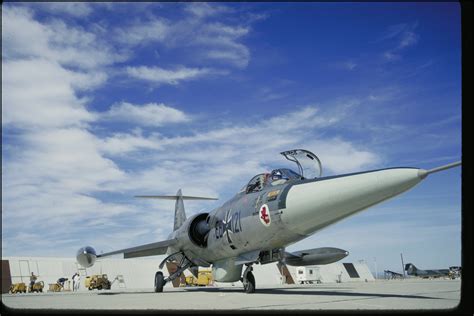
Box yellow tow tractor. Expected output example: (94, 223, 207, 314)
(184, 270, 213, 287)
(9, 283, 27, 294)
(29, 281, 44, 293)
(85, 274, 111, 290)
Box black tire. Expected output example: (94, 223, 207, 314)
(154, 271, 164, 293)
(98, 285, 102, 290)
(243, 271, 256, 294)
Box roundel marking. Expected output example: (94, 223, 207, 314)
(259, 204, 271, 227)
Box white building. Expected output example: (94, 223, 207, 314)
(2, 256, 374, 292)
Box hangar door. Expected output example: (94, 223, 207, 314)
(343, 263, 360, 278)
(2, 260, 12, 294)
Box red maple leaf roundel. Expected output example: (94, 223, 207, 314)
(260, 205, 270, 225)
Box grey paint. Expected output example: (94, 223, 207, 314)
(76, 151, 461, 287)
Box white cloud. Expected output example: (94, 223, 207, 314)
(113, 5, 253, 69)
(2, 59, 98, 128)
(1, 4, 383, 258)
(332, 60, 357, 71)
(126, 65, 224, 85)
(184, 2, 230, 18)
(1, 5, 138, 256)
(115, 18, 169, 46)
(32, 2, 94, 17)
(103, 102, 191, 127)
(2, 6, 125, 70)
(380, 22, 419, 62)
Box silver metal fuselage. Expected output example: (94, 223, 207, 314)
(167, 167, 425, 281)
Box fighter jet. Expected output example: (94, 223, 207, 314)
(405, 263, 451, 278)
(77, 149, 461, 293)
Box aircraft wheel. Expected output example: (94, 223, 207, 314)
(243, 271, 255, 294)
(154, 272, 164, 293)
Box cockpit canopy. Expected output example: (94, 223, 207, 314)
(245, 169, 302, 194)
(243, 149, 323, 194)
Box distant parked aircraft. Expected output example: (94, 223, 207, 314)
(405, 263, 450, 278)
(384, 270, 403, 279)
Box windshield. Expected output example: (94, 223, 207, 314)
(245, 173, 270, 194)
(244, 169, 302, 194)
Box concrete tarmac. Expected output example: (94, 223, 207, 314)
(2, 279, 461, 311)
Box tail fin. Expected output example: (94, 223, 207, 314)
(135, 190, 218, 231)
(174, 189, 186, 231)
(405, 263, 417, 274)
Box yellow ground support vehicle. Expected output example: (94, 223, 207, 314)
(9, 283, 27, 294)
(48, 283, 62, 292)
(29, 281, 44, 293)
(184, 270, 213, 286)
(85, 274, 111, 290)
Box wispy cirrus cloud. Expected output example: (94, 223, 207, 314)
(125, 65, 226, 85)
(29, 2, 94, 17)
(113, 4, 254, 69)
(184, 2, 231, 18)
(103, 102, 191, 126)
(114, 18, 169, 46)
(379, 22, 419, 61)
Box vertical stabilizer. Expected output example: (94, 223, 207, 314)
(174, 189, 186, 231)
(134, 191, 217, 232)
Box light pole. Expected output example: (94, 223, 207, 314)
(400, 253, 405, 279)
(373, 257, 378, 280)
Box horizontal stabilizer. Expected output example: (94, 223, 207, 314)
(97, 239, 177, 259)
(135, 195, 218, 200)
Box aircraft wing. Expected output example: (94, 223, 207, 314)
(97, 239, 177, 259)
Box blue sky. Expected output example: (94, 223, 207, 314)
(2, 2, 461, 275)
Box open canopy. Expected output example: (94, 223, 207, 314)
(280, 149, 322, 179)
(244, 149, 323, 194)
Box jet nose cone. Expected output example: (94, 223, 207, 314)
(281, 168, 423, 236)
(417, 169, 428, 179)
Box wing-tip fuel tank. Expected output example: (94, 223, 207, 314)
(284, 247, 349, 266)
(76, 246, 97, 268)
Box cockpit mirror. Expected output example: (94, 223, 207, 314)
(280, 149, 322, 179)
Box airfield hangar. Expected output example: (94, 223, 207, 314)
(1, 256, 374, 292)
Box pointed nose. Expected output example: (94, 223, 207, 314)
(281, 168, 423, 236)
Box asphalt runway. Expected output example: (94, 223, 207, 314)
(2, 279, 461, 311)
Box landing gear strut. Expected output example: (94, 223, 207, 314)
(242, 264, 256, 294)
(154, 251, 193, 293)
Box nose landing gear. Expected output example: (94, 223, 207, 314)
(242, 264, 256, 294)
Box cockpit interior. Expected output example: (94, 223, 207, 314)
(242, 149, 323, 194)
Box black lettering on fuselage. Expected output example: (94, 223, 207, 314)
(214, 210, 242, 240)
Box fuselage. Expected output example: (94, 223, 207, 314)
(169, 167, 425, 267)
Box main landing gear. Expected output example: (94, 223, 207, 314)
(154, 272, 165, 293)
(154, 251, 193, 293)
(242, 264, 256, 294)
